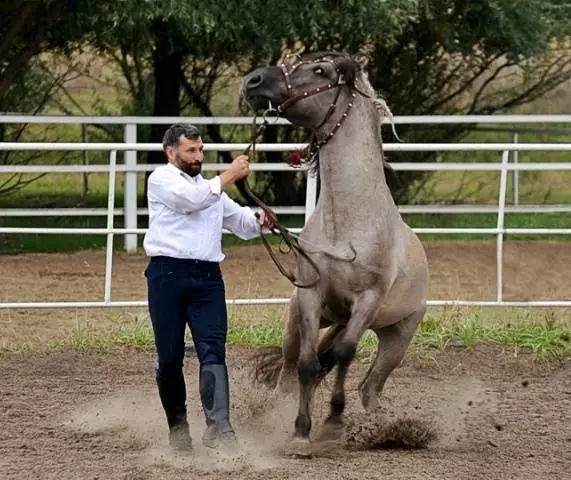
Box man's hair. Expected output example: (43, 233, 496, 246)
(162, 123, 201, 150)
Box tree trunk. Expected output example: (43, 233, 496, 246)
(143, 21, 183, 207)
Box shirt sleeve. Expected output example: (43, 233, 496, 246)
(221, 193, 261, 240)
(147, 169, 221, 214)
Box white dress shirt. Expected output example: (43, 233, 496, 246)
(143, 162, 260, 262)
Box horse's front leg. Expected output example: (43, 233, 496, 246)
(289, 288, 321, 458)
(323, 290, 379, 431)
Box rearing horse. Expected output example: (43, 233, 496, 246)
(242, 51, 429, 457)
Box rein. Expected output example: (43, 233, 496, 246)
(236, 115, 321, 289)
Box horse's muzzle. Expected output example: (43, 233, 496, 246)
(242, 67, 286, 111)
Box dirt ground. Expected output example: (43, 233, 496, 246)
(1, 240, 571, 303)
(0, 241, 570, 478)
(1, 344, 570, 480)
(1, 240, 571, 346)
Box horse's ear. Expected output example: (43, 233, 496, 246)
(335, 57, 358, 87)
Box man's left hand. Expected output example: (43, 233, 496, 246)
(257, 211, 274, 230)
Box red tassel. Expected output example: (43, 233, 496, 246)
(287, 150, 303, 168)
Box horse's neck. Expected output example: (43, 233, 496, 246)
(316, 97, 397, 234)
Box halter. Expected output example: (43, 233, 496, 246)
(237, 54, 365, 287)
(275, 54, 360, 165)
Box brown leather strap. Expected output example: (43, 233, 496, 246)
(235, 117, 321, 289)
(277, 82, 340, 112)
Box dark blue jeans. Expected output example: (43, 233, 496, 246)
(145, 256, 229, 429)
(145, 256, 228, 373)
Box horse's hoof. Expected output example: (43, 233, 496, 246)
(360, 389, 382, 413)
(287, 437, 312, 459)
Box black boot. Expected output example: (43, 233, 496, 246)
(199, 364, 238, 451)
(156, 369, 193, 452)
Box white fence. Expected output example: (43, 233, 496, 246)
(0, 114, 570, 309)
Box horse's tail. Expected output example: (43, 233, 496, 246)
(250, 345, 284, 388)
(251, 324, 346, 389)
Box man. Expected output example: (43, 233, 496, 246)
(143, 123, 272, 452)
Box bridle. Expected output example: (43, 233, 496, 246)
(237, 53, 366, 288)
(276, 53, 363, 165)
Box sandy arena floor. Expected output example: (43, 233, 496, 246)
(0, 241, 570, 479)
(1, 345, 569, 479)
(1, 240, 571, 304)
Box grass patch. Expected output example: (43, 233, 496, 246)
(1, 308, 568, 362)
(409, 312, 570, 360)
(355, 308, 570, 362)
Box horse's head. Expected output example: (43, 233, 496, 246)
(242, 51, 369, 129)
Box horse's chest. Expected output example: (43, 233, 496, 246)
(322, 262, 379, 300)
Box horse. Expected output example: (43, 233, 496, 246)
(241, 51, 429, 457)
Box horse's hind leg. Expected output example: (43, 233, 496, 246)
(359, 308, 425, 412)
(289, 288, 322, 456)
(275, 293, 344, 396)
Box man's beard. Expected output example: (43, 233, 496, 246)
(178, 157, 202, 177)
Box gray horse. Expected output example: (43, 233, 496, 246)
(242, 51, 429, 457)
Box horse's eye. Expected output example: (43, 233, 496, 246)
(313, 67, 324, 75)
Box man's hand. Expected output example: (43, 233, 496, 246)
(219, 154, 251, 191)
(228, 154, 250, 180)
(256, 211, 274, 230)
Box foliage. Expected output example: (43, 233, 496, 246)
(2, 1, 571, 203)
(365, 1, 571, 201)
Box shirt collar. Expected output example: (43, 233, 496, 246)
(166, 161, 201, 183)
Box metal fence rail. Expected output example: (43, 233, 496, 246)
(1, 114, 570, 309)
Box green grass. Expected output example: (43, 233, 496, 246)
(411, 311, 569, 360)
(3, 309, 568, 362)
(359, 310, 570, 362)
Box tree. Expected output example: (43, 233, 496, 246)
(3, 1, 570, 205)
(364, 0, 571, 202)
(0, 0, 90, 195)
(73, 1, 408, 204)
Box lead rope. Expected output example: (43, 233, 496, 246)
(235, 114, 321, 289)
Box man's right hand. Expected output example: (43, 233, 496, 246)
(220, 154, 251, 190)
(229, 155, 251, 180)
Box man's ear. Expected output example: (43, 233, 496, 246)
(165, 145, 175, 161)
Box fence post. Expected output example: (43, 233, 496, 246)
(512, 132, 519, 205)
(124, 124, 138, 253)
(496, 150, 510, 303)
(305, 170, 318, 225)
(81, 124, 89, 198)
(104, 150, 118, 304)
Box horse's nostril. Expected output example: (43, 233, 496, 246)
(246, 73, 263, 89)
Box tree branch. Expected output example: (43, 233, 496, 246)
(179, 67, 233, 164)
